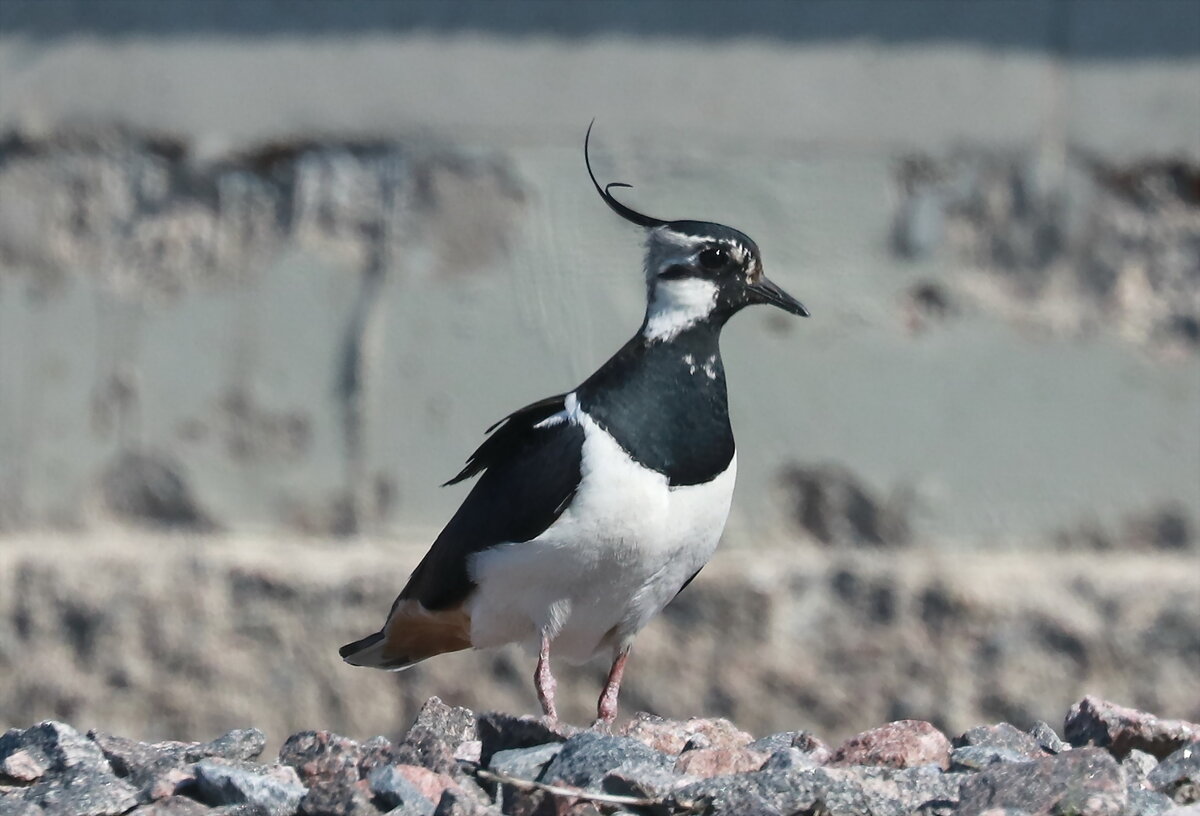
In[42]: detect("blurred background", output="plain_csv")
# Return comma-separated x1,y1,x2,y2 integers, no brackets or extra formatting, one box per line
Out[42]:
0,0,1197,749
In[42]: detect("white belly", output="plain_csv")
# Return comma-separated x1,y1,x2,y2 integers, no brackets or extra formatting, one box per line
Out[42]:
466,403,736,663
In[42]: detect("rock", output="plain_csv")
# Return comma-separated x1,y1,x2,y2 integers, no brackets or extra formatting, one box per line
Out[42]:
819,765,961,816
0,750,46,783
760,747,823,772
431,788,497,816
191,758,306,816
454,741,482,764
144,767,194,801
747,730,830,762
620,713,752,755
1064,695,1200,759
601,764,696,799
954,747,1125,815
367,764,436,814
673,746,769,778
129,796,213,815
949,744,1027,771
1126,787,1177,815
357,735,401,780
540,732,672,791
1119,748,1159,784
832,720,952,770
475,713,567,768
376,765,460,808
277,730,366,816
485,743,562,780
1027,721,1068,755
670,770,820,816
393,698,478,777
0,721,139,816
0,799,46,816
954,723,1046,759
1146,741,1199,804
89,728,266,800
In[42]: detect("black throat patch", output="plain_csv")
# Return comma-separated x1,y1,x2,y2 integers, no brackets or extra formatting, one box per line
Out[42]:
576,323,734,486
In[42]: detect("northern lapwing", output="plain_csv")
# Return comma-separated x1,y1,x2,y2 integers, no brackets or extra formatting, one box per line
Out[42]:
340,123,809,726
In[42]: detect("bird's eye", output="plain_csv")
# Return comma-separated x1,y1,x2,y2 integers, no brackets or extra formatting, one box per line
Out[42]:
697,246,729,271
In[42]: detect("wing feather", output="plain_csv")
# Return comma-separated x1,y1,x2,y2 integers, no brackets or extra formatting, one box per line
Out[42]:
400,393,583,611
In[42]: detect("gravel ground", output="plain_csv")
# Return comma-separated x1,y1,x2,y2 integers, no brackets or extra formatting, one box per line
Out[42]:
2,695,1197,815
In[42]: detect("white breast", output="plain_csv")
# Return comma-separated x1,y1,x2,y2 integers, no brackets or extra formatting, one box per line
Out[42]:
466,394,737,663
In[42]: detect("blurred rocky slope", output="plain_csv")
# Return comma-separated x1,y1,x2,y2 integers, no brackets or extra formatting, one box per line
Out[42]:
1,533,1196,750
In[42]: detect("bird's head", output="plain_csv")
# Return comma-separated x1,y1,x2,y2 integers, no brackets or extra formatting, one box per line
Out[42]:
585,123,809,342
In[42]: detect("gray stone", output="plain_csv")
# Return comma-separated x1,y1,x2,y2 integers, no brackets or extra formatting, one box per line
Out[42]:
0,798,44,816
485,743,562,781
192,758,306,816
746,730,831,761
1146,741,1199,804
1028,721,1068,755
131,796,214,815
954,747,1126,816
949,744,1027,771
474,713,567,769
671,768,824,816
1064,696,1200,760
1125,787,1176,816
954,723,1045,759
1119,748,1158,784
0,721,139,816
90,728,266,799
760,747,822,772
430,788,498,816
367,765,435,814
805,765,960,816
539,732,672,791
602,763,695,800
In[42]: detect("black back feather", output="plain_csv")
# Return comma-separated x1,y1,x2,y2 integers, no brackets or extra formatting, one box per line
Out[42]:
403,395,584,610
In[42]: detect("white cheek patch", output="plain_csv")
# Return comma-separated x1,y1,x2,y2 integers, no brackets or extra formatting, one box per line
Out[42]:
643,278,719,341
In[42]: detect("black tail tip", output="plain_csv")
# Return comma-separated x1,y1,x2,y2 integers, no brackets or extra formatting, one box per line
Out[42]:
339,631,384,660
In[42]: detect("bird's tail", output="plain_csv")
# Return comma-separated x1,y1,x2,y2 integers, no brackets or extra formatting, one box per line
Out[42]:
339,600,472,671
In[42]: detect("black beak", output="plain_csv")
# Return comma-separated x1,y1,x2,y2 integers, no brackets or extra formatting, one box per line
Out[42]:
748,275,810,317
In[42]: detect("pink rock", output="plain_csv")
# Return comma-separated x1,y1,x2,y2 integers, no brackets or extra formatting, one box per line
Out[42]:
1065,695,1200,760
673,747,770,778
831,720,951,770
0,749,46,782
391,764,460,804
146,767,194,800
622,714,753,754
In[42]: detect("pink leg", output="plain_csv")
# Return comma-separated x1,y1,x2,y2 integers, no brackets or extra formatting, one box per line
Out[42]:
595,647,630,727
535,633,558,723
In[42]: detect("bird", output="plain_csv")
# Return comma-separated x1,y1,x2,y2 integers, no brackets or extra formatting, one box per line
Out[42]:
340,122,809,727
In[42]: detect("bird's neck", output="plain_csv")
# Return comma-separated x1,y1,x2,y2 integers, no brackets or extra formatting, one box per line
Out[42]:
575,322,734,486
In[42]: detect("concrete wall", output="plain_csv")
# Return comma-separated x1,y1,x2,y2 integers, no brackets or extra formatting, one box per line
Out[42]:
2,1,1196,549
0,0,1198,745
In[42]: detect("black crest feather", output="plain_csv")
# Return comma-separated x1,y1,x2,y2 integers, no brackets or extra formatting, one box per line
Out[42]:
585,120,668,229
